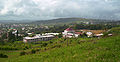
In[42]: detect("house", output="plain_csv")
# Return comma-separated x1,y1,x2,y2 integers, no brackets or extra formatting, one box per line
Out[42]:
94,33,103,37
27,33,32,35
23,34,55,43
62,28,80,38
86,32,93,37
108,34,112,36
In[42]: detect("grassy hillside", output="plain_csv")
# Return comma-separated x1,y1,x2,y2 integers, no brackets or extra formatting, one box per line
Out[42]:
4,35,120,62
0,27,120,62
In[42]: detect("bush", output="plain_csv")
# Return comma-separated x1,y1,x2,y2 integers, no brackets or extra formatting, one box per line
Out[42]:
49,41,53,44
23,46,29,50
35,48,41,51
31,49,36,54
42,43,48,47
0,53,8,58
55,45,61,48
20,51,26,56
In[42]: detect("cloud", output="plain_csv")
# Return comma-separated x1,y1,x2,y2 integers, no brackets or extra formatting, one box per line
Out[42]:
0,0,120,20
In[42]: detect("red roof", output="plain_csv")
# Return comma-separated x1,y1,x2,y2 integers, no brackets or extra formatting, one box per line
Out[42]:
65,28,74,31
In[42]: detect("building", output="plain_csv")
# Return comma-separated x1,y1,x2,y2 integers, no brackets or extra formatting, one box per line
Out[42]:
79,30,105,37
108,34,112,36
42,33,59,36
86,32,93,37
62,28,80,38
94,33,103,37
23,34,55,43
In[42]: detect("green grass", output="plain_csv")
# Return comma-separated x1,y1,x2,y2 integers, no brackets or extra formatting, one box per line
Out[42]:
0,35,119,62
0,27,120,62
0,37,96,62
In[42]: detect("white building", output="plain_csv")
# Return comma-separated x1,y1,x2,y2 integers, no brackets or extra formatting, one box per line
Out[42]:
62,28,80,38
86,32,93,37
94,33,103,37
42,33,59,36
23,34,55,43
27,33,32,35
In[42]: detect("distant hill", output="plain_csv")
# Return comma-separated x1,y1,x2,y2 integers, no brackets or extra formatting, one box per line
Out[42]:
0,18,120,24
30,18,112,25
0,20,33,23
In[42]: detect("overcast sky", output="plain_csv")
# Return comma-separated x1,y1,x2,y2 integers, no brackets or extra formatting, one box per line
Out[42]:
0,0,120,20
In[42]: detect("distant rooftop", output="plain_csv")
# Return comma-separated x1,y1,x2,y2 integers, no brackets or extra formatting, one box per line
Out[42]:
65,28,74,31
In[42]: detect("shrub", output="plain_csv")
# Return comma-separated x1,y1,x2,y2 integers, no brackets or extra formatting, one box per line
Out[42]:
77,41,81,44
23,46,29,50
55,45,61,48
31,49,36,54
35,48,41,51
0,53,8,58
49,41,53,44
20,51,26,56
0,47,18,50
42,43,48,47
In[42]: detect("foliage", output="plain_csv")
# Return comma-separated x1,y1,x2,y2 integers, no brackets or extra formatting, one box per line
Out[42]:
57,33,62,38
73,24,119,30
29,34,36,37
29,25,68,34
31,49,36,54
20,51,26,56
3,35,120,62
103,27,120,37
0,53,8,58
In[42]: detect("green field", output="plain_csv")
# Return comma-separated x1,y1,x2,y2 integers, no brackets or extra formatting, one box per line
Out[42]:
0,27,120,62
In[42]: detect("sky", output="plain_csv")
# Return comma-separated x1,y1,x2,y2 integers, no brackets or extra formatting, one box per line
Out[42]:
0,0,120,20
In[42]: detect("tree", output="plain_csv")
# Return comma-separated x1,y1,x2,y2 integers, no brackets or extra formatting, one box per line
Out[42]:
8,31,16,42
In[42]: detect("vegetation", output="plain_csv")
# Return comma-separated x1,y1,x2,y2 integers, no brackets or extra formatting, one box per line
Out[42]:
0,27,120,62
0,35,119,62
20,51,26,56
31,18,120,25
31,49,36,54
73,24,120,30
29,24,120,34
0,53,8,58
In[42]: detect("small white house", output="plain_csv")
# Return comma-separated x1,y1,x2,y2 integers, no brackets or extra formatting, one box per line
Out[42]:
94,33,103,37
86,32,93,37
27,33,32,35
108,34,112,36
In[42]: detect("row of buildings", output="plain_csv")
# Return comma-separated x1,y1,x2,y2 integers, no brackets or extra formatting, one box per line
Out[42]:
23,28,82,43
62,28,106,38
23,28,106,43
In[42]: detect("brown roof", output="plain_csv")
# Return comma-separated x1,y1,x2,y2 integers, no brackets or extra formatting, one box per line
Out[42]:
77,30,106,34
75,32,82,34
